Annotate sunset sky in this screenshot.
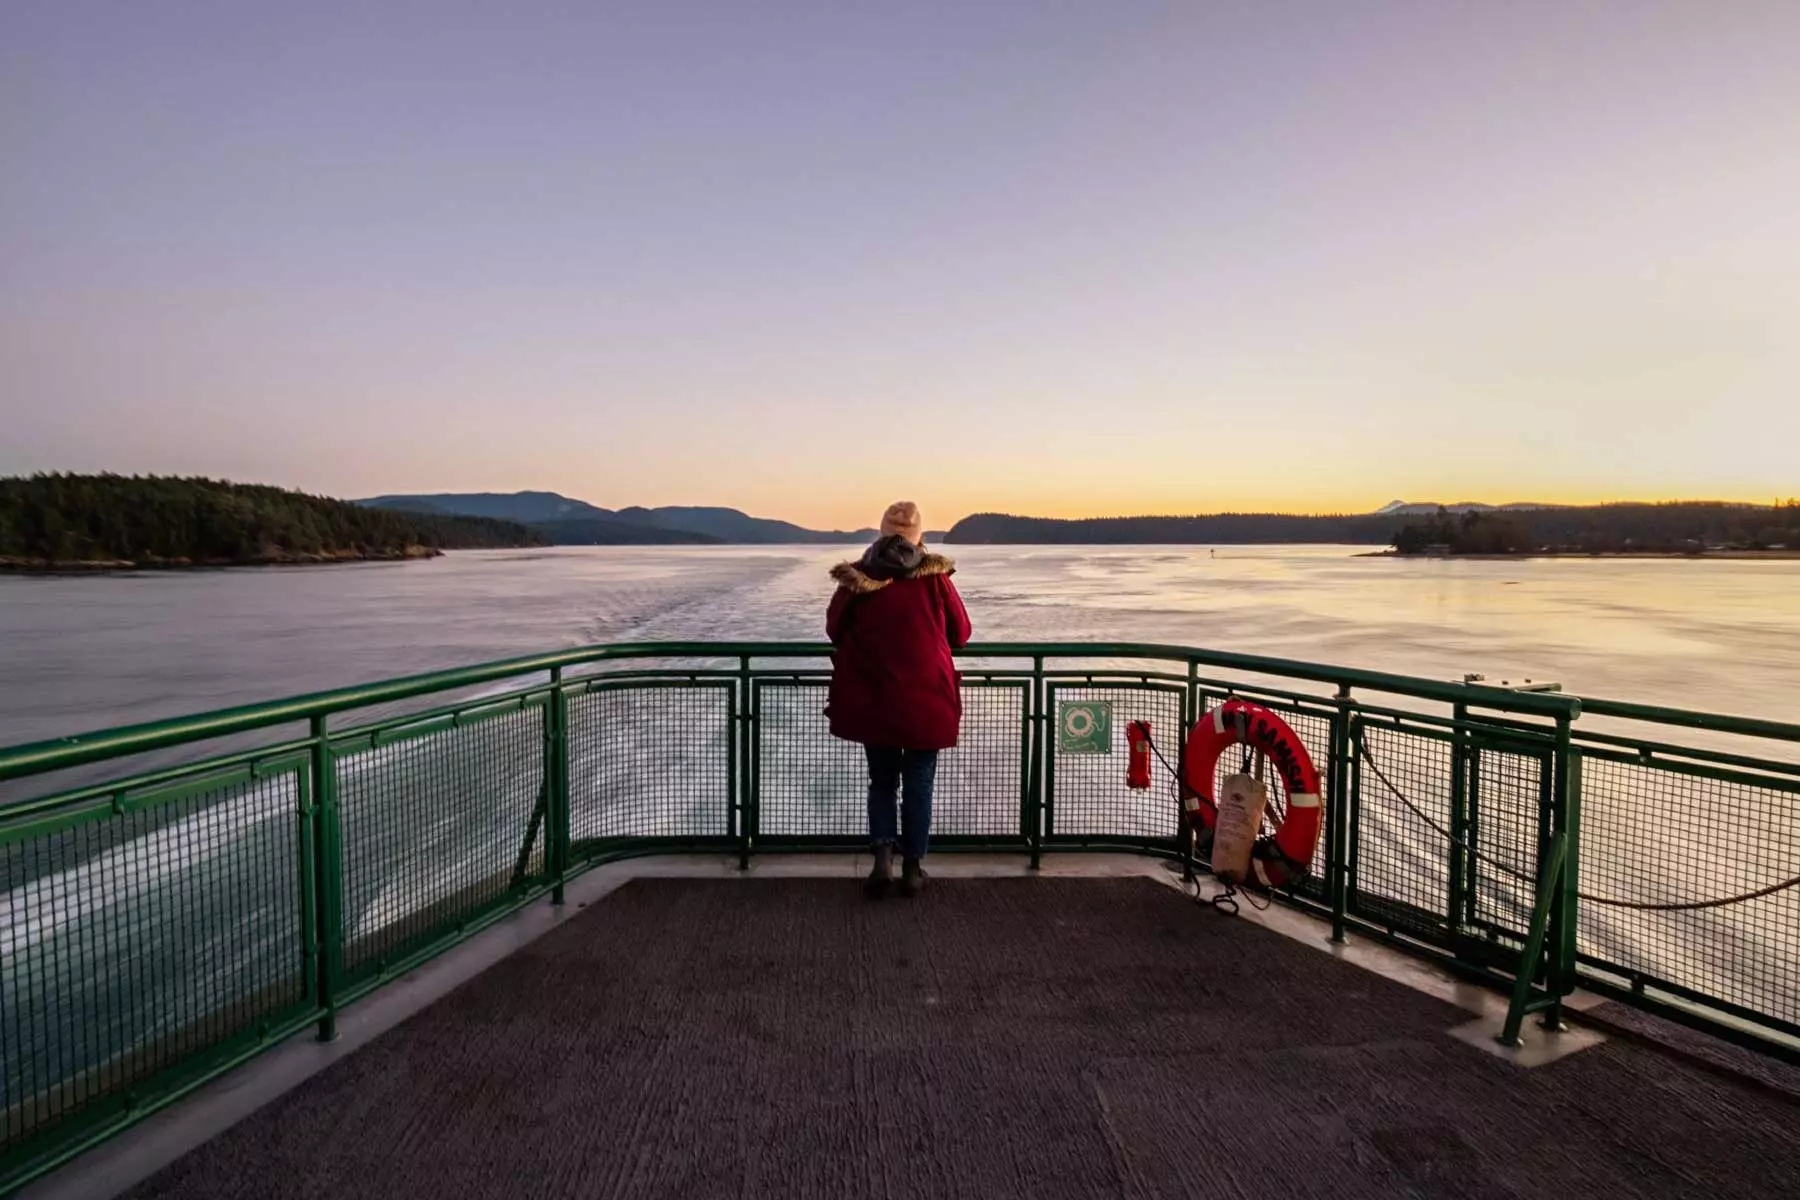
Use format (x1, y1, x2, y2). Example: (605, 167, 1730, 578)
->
(4, 3, 1797, 529)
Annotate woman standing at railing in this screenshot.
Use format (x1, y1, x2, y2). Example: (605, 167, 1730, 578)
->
(826, 501, 972, 898)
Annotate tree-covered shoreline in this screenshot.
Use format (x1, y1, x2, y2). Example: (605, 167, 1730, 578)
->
(945, 501, 1800, 555)
(0, 474, 547, 569)
(1390, 502, 1800, 556)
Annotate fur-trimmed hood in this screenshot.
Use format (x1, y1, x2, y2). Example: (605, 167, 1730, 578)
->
(830, 552, 955, 595)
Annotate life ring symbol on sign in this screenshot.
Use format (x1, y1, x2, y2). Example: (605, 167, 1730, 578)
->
(1064, 707, 1096, 739)
(1181, 698, 1323, 889)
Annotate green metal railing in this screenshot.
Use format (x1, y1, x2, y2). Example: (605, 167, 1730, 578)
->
(2, 641, 1798, 1193)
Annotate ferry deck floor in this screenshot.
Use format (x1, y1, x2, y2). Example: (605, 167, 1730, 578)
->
(26, 856, 1800, 1200)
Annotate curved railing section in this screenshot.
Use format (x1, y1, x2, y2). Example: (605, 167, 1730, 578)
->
(1, 642, 1796, 1192)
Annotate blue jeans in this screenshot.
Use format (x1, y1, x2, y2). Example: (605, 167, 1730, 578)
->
(865, 745, 937, 861)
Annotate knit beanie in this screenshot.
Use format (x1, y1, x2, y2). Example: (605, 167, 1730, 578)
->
(879, 501, 924, 546)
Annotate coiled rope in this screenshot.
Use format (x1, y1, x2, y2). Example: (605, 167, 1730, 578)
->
(1141, 729, 1276, 912)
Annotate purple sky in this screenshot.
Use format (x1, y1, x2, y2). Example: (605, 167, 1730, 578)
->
(4, 2, 1796, 527)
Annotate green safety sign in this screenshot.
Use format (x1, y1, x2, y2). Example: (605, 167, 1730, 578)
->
(1058, 700, 1113, 754)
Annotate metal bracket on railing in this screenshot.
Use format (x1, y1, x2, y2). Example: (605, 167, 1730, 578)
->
(1498, 832, 1569, 1047)
(1462, 671, 1562, 694)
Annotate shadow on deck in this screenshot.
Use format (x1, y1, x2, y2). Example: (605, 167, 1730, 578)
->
(126, 876, 1796, 1200)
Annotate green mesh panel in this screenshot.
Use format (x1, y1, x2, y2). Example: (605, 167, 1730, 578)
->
(1578, 753, 1800, 1031)
(933, 683, 1028, 837)
(752, 680, 863, 838)
(334, 704, 545, 979)
(1045, 684, 1184, 840)
(1, 760, 308, 1161)
(752, 679, 1026, 840)
(1467, 742, 1550, 938)
(567, 682, 733, 843)
(1351, 723, 1454, 940)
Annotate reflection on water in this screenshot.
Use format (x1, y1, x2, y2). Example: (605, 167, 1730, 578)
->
(3, 544, 1797, 745)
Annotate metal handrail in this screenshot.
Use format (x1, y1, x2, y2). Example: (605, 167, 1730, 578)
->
(0, 640, 1583, 784)
(1572, 694, 1800, 744)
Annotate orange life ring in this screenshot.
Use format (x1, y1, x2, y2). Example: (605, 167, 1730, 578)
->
(1182, 698, 1323, 889)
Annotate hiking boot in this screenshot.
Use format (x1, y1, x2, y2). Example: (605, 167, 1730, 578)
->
(865, 845, 893, 899)
(899, 856, 926, 898)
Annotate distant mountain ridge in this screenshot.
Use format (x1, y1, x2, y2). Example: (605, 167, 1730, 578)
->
(360, 491, 613, 524)
(1374, 500, 1564, 516)
(613, 505, 850, 544)
(358, 491, 871, 545)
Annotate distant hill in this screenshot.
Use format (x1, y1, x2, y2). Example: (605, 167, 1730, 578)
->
(2, 474, 547, 568)
(613, 505, 866, 544)
(360, 491, 870, 544)
(945, 512, 1401, 545)
(360, 491, 613, 524)
(531, 518, 721, 546)
(1375, 500, 1563, 516)
(365, 497, 453, 515)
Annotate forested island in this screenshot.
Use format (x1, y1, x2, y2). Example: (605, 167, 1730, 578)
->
(1389, 502, 1800, 556)
(0, 475, 546, 569)
(946, 502, 1800, 556)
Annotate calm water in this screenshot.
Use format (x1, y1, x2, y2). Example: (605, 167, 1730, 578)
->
(3, 543, 1798, 747)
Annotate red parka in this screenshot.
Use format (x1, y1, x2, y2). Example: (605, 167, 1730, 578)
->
(826, 551, 972, 750)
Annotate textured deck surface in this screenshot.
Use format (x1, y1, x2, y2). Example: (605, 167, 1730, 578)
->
(132, 877, 1798, 1199)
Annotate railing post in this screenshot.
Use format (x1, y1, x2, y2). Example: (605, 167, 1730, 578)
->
(1014, 661, 1032, 862)
(1027, 655, 1044, 870)
(1346, 715, 1364, 925)
(1448, 701, 1470, 949)
(549, 667, 569, 906)
(1543, 717, 1582, 1031)
(1498, 832, 1567, 1047)
(1182, 661, 1200, 882)
(1328, 684, 1353, 944)
(1466, 740, 1483, 931)
(1190, 680, 1217, 877)
(308, 714, 341, 1042)
(738, 655, 754, 870)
